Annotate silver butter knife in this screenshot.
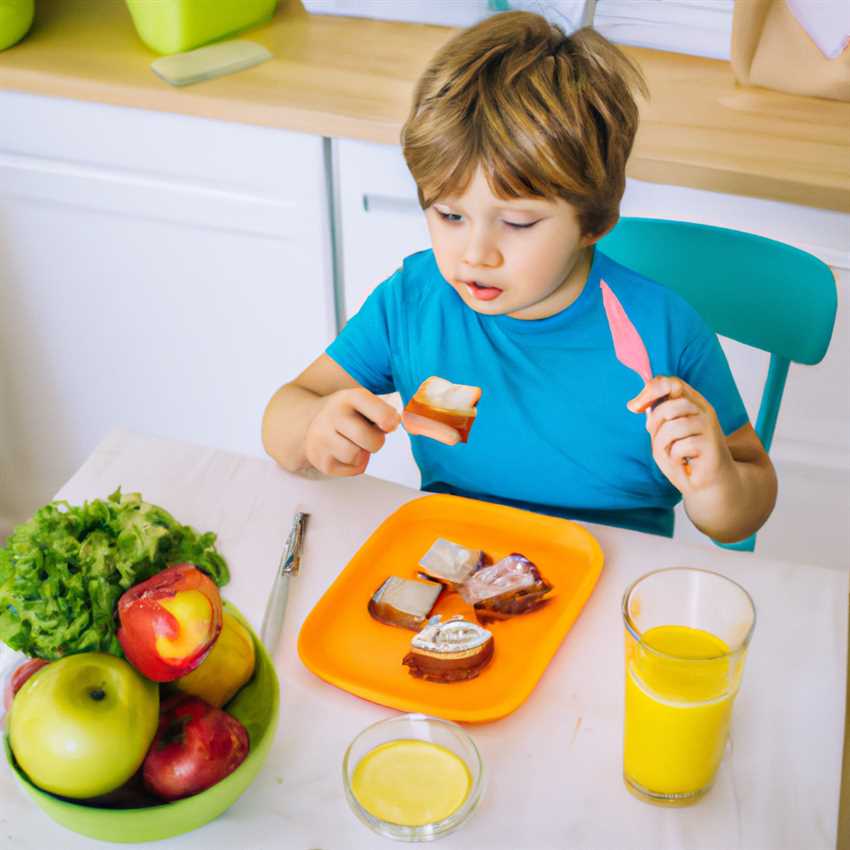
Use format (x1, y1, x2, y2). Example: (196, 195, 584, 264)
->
(261, 511, 308, 653)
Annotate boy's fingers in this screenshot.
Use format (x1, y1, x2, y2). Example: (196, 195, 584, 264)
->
(338, 412, 387, 454)
(349, 389, 401, 433)
(311, 446, 367, 477)
(627, 376, 687, 413)
(401, 411, 462, 446)
(655, 416, 702, 454)
(324, 455, 369, 477)
(645, 397, 700, 437)
(327, 431, 369, 469)
(669, 437, 700, 465)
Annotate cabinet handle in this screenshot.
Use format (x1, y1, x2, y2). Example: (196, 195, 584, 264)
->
(362, 194, 420, 215)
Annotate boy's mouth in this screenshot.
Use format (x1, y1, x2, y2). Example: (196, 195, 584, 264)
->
(463, 280, 503, 302)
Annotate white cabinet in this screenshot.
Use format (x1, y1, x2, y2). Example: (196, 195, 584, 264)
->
(0, 93, 334, 524)
(332, 139, 429, 490)
(334, 138, 850, 565)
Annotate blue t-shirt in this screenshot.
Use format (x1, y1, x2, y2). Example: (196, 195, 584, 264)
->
(326, 248, 748, 537)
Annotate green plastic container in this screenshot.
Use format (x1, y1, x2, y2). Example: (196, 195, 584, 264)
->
(125, 0, 279, 55)
(0, 0, 34, 52)
(5, 602, 280, 844)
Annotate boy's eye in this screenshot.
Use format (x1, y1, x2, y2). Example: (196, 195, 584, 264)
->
(504, 220, 540, 230)
(436, 210, 463, 223)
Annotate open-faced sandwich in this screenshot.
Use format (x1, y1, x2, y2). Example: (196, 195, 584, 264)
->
(368, 575, 443, 630)
(403, 615, 494, 683)
(418, 538, 485, 590)
(403, 376, 482, 443)
(459, 553, 553, 623)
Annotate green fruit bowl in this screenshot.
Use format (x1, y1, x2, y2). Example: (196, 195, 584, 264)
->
(3, 602, 280, 843)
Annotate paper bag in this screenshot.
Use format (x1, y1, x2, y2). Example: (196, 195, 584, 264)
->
(731, 0, 850, 101)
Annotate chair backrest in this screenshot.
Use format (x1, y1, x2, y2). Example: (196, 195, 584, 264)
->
(598, 217, 838, 552)
(599, 218, 836, 365)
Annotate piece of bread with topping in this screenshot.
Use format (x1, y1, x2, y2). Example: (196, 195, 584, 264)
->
(459, 553, 553, 623)
(402, 615, 494, 682)
(403, 376, 482, 443)
(368, 576, 443, 631)
(417, 538, 484, 590)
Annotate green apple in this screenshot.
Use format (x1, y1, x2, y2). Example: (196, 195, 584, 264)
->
(9, 652, 159, 799)
(0, 1, 34, 52)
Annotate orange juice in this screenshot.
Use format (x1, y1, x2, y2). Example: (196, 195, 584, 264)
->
(624, 625, 738, 799)
(351, 739, 471, 826)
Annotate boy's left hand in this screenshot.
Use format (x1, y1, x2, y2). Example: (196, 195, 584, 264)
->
(627, 376, 734, 492)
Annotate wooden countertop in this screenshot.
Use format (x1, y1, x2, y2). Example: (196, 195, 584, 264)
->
(0, 0, 848, 212)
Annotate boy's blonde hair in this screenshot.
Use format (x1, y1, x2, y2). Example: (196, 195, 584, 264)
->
(402, 12, 647, 238)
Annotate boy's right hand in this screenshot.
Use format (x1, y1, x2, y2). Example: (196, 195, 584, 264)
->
(304, 388, 400, 477)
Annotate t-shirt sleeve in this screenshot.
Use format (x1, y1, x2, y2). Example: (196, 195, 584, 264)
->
(325, 271, 398, 396)
(677, 320, 750, 436)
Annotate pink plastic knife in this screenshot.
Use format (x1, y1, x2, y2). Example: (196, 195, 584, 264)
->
(600, 279, 652, 384)
(600, 279, 691, 474)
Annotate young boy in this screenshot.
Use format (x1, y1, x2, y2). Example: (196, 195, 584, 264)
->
(262, 12, 776, 543)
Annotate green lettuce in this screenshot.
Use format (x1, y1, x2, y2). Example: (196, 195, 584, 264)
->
(0, 489, 230, 660)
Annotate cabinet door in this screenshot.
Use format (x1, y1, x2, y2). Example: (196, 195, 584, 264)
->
(0, 93, 334, 521)
(333, 139, 430, 489)
(334, 138, 429, 321)
(335, 139, 850, 501)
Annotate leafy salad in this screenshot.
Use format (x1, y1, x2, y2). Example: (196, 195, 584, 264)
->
(0, 489, 229, 660)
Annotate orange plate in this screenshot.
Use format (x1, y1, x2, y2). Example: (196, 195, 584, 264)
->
(297, 494, 604, 723)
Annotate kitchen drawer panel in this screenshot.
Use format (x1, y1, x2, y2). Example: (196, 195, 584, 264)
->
(0, 91, 324, 200)
(0, 150, 316, 239)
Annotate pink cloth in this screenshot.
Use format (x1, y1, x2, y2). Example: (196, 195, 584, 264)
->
(600, 279, 652, 384)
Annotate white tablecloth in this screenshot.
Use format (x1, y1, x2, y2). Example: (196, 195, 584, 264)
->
(1, 429, 846, 850)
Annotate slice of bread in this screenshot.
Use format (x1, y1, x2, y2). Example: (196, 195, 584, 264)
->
(402, 615, 494, 682)
(459, 554, 553, 623)
(403, 376, 482, 443)
(417, 538, 484, 590)
(367, 576, 443, 630)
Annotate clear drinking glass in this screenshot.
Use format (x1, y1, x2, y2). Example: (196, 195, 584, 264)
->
(622, 567, 756, 806)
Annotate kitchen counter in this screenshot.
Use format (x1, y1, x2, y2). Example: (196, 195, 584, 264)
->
(0, 428, 846, 849)
(0, 0, 848, 212)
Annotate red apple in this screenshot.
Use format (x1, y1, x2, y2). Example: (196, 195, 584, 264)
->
(3, 658, 50, 710)
(117, 563, 222, 682)
(143, 695, 249, 801)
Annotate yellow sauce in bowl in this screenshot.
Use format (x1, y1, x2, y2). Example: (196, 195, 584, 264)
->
(351, 739, 471, 827)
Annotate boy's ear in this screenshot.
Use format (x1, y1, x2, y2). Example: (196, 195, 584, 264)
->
(580, 217, 617, 248)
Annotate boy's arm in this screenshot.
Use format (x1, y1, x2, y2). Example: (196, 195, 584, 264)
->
(680, 423, 777, 543)
(628, 377, 777, 543)
(262, 354, 399, 476)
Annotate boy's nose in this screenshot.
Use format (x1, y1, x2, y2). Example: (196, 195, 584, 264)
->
(462, 229, 501, 269)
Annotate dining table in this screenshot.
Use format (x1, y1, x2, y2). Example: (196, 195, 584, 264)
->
(0, 427, 847, 850)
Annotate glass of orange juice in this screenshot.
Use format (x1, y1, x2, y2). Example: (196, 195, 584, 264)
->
(622, 567, 756, 806)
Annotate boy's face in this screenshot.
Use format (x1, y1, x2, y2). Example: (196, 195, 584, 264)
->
(425, 167, 596, 320)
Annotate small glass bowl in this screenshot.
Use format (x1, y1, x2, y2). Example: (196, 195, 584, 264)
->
(342, 713, 485, 842)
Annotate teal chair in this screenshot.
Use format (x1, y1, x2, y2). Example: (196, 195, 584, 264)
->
(598, 217, 837, 552)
